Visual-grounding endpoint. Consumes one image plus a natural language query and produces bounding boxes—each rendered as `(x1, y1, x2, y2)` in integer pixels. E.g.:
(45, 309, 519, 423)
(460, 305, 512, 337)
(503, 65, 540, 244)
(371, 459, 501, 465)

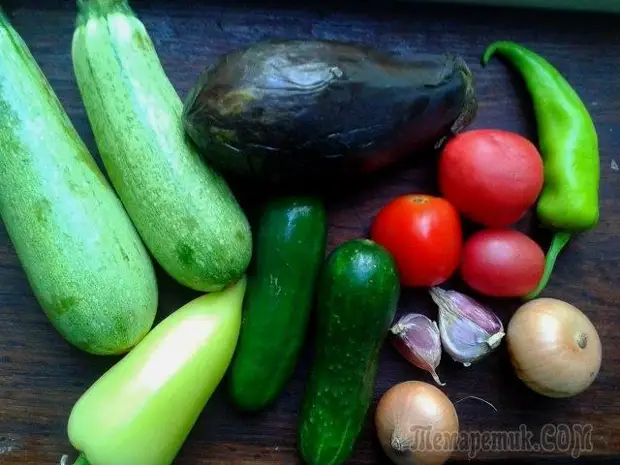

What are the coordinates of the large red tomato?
(461, 229, 545, 297)
(438, 129, 544, 228)
(371, 195, 462, 287)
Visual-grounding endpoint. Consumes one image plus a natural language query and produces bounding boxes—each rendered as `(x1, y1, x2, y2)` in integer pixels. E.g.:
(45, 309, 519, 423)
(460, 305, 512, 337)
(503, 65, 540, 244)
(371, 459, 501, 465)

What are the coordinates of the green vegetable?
(0, 8, 157, 355)
(482, 41, 600, 299)
(72, 0, 252, 292)
(229, 197, 327, 411)
(299, 239, 400, 465)
(66, 277, 246, 465)
(183, 40, 477, 187)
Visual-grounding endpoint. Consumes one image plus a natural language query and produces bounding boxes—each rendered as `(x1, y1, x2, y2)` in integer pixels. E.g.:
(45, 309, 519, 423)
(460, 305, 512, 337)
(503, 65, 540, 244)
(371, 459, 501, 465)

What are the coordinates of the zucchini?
(183, 39, 477, 187)
(229, 197, 327, 411)
(299, 239, 400, 465)
(0, 9, 157, 355)
(72, 0, 252, 292)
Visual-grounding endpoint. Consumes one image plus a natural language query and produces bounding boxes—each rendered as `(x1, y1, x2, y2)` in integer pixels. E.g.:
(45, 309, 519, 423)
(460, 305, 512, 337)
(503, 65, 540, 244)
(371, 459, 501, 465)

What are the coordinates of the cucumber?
(229, 197, 327, 411)
(71, 0, 252, 292)
(299, 239, 400, 465)
(0, 10, 157, 355)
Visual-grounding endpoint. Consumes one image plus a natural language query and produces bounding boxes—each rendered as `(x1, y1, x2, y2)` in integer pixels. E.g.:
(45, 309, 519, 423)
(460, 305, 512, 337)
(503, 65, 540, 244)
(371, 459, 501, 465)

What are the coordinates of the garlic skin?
(390, 313, 444, 385)
(430, 287, 505, 367)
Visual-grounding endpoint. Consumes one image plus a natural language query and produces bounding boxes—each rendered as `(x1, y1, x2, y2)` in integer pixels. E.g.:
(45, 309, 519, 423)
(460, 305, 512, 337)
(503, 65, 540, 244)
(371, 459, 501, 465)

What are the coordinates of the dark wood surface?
(1, 0, 619, 464)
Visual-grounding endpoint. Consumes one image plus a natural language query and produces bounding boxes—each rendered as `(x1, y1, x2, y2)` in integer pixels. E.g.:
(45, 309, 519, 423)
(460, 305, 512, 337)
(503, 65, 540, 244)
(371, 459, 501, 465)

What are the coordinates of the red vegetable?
(371, 195, 462, 287)
(461, 229, 545, 297)
(438, 129, 544, 227)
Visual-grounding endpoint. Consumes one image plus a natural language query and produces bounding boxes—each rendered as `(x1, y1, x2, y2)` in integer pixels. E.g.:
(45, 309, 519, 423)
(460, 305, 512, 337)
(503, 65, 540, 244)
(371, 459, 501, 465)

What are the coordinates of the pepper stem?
(60, 454, 90, 465)
(73, 455, 90, 465)
(523, 231, 572, 301)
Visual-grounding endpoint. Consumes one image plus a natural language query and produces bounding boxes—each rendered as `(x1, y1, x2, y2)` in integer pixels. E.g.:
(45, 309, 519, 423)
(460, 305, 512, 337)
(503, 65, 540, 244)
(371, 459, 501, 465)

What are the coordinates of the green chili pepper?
(482, 41, 600, 300)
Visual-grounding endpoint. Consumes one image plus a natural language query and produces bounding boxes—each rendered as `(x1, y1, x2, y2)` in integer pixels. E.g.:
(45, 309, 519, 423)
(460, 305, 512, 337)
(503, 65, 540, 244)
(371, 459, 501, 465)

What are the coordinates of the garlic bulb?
(390, 313, 444, 385)
(430, 287, 504, 366)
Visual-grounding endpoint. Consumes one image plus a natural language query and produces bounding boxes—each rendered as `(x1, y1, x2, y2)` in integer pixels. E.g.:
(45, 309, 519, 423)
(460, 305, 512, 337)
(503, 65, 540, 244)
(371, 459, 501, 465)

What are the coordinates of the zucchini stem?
(76, 0, 132, 18)
(523, 231, 572, 301)
(0, 7, 10, 25)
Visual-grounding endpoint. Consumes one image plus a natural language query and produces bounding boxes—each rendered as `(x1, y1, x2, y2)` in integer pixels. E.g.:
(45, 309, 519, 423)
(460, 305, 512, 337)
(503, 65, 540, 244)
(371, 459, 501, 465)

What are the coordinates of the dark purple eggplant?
(182, 39, 477, 187)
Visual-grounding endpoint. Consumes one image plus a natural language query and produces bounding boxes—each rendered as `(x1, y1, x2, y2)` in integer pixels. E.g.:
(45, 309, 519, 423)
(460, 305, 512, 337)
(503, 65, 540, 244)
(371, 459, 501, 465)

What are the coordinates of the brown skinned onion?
(375, 381, 458, 465)
(507, 298, 602, 398)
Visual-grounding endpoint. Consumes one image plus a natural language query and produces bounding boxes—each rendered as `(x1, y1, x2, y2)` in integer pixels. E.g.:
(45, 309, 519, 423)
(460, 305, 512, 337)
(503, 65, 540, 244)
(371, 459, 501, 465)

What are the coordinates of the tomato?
(371, 195, 462, 287)
(461, 229, 545, 297)
(438, 129, 544, 228)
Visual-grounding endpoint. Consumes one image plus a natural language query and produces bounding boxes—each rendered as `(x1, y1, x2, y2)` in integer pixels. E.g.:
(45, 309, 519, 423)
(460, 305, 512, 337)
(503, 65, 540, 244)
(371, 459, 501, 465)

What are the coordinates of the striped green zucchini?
(0, 8, 158, 355)
(72, 0, 252, 292)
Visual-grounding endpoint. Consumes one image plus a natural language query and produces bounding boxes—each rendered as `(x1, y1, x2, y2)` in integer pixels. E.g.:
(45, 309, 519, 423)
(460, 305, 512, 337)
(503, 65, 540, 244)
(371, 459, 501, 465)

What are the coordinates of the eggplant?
(182, 39, 477, 186)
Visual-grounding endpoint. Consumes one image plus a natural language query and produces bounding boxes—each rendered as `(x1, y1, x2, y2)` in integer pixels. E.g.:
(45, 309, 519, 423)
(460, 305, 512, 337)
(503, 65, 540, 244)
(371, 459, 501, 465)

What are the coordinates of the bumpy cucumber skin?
(299, 239, 400, 465)
(0, 11, 157, 355)
(72, 0, 252, 292)
(229, 197, 327, 411)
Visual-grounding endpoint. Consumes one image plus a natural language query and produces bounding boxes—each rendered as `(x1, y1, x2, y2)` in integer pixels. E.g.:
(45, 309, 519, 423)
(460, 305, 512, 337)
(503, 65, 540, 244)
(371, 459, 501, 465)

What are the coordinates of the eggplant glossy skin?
(183, 40, 477, 186)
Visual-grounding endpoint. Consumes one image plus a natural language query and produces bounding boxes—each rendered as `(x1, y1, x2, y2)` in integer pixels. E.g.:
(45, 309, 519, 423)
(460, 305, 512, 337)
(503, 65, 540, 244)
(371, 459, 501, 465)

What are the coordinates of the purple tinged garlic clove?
(390, 313, 445, 386)
(430, 287, 505, 367)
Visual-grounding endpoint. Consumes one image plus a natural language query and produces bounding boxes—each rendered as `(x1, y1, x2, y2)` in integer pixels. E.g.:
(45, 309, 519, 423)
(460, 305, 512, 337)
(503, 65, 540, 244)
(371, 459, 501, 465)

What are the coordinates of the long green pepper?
(482, 41, 600, 299)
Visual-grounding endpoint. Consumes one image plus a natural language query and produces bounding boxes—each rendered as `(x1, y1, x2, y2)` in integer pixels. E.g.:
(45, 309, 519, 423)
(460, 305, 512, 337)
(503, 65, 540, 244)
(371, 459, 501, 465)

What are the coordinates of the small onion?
(507, 298, 602, 398)
(375, 381, 458, 465)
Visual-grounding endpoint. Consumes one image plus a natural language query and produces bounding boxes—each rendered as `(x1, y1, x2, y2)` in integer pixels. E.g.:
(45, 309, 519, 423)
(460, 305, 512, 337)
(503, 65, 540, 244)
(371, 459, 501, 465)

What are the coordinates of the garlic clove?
(390, 313, 445, 385)
(430, 287, 505, 367)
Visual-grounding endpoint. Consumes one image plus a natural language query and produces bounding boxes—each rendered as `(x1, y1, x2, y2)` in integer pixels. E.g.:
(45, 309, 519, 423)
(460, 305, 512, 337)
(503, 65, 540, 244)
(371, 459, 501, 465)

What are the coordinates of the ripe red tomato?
(461, 229, 545, 297)
(438, 129, 544, 228)
(371, 195, 462, 287)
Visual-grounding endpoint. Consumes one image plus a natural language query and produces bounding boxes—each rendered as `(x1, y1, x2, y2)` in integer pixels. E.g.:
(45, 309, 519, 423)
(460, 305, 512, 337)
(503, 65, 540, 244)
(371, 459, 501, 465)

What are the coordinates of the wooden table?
(1, 0, 619, 463)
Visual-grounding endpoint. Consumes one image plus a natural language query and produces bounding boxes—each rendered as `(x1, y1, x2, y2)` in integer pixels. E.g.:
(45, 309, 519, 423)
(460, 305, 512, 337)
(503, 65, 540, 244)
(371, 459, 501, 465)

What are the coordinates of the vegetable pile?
(0, 1, 603, 465)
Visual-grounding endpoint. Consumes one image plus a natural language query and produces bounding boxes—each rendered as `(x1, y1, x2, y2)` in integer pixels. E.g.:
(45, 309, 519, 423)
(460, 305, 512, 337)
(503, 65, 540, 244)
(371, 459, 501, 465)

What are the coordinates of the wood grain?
(1, 1, 619, 464)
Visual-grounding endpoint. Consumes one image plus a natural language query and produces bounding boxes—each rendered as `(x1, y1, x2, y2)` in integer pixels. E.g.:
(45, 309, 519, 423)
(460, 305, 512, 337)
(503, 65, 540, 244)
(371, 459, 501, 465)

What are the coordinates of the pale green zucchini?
(0, 9, 158, 355)
(72, 0, 252, 292)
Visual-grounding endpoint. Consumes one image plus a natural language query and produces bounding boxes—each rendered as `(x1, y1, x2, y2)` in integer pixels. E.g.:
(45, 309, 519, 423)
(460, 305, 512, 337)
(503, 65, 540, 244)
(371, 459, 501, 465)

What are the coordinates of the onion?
(375, 381, 458, 465)
(507, 298, 602, 398)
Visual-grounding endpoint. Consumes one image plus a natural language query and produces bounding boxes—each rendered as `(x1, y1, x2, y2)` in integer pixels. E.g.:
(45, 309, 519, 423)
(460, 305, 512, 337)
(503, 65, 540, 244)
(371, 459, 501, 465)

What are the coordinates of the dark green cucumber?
(229, 197, 327, 411)
(299, 239, 400, 465)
